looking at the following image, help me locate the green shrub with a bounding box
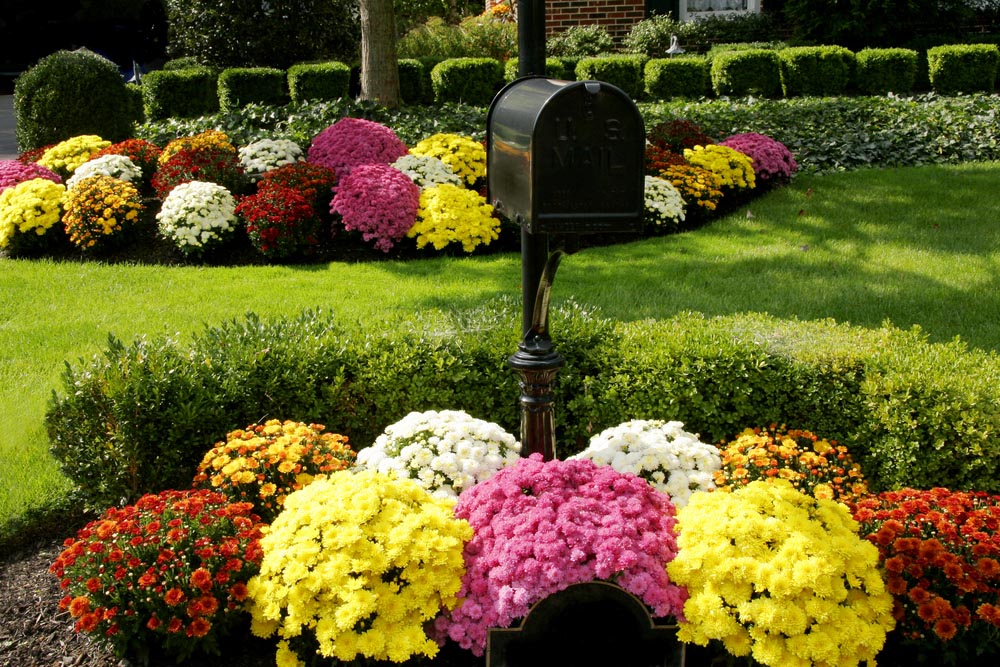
[547,24,615,57]
[287,61,351,103]
[430,57,504,105]
[644,57,711,100]
[854,48,918,95]
[503,57,565,82]
[556,57,581,81]
[162,56,202,70]
[459,12,518,62]
[13,49,136,153]
[927,43,1000,94]
[676,13,781,53]
[575,55,649,100]
[218,67,288,112]
[710,49,782,98]
[706,42,787,61]
[397,59,427,104]
[397,17,467,59]
[140,67,219,121]
[622,13,683,56]
[778,46,856,97]
[164,0,359,68]
[46,307,1000,511]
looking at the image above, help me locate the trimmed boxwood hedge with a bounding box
[46,303,1000,510]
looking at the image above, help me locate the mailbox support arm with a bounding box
[509,245,566,461]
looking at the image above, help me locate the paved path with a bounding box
[0,95,17,160]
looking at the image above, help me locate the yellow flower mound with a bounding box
[408,183,499,252]
[38,135,112,177]
[668,479,895,667]
[0,178,65,248]
[409,133,486,186]
[248,470,472,665]
[684,144,756,191]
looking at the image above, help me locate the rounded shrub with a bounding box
[13,49,136,153]
[547,24,615,57]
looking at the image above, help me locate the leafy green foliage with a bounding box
[854,48,918,94]
[217,67,288,112]
[644,58,711,100]
[782,0,975,50]
[778,46,856,97]
[575,55,649,100]
[927,43,1000,94]
[141,67,219,121]
[710,49,783,98]
[641,94,1000,173]
[430,57,504,106]
[45,307,1000,509]
[13,49,136,152]
[547,24,616,57]
[163,0,359,68]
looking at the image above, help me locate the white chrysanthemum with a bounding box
[643,175,686,231]
[66,154,142,189]
[571,419,721,507]
[155,181,236,253]
[238,139,303,176]
[392,154,462,190]
[356,409,521,498]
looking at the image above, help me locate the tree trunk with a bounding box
[359,0,401,108]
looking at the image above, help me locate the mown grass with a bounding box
[2,161,999,546]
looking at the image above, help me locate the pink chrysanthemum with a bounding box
[330,163,419,252]
[0,159,62,191]
[307,118,409,176]
[720,132,798,183]
[434,454,687,656]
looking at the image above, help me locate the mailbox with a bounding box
[487,77,645,235]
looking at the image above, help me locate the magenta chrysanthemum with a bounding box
[307,118,408,176]
[330,163,419,252]
[720,132,798,183]
[434,454,687,656]
[0,159,62,191]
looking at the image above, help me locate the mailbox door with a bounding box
[532,81,645,234]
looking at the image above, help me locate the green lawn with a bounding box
[3,162,999,540]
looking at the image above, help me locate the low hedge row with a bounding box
[46,303,1000,511]
[137,42,998,123]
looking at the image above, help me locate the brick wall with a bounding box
[485,1,649,44]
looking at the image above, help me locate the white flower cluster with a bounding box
[572,419,721,508]
[66,154,142,189]
[643,175,686,230]
[356,409,521,498]
[238,139,303,176]
[155,181,237,252]
[391,154,462,190]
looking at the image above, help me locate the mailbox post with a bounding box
[487,76,645,460]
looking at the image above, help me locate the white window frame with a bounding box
[679,0,761,23]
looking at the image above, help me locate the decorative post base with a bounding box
[509,336,563,461]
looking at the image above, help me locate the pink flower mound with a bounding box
[720,132,798,183]
[0,159,62,191]
[434,454,686,656]
[330,163,419,252]
[307,117,408,176]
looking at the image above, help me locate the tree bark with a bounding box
[359,0,401,108]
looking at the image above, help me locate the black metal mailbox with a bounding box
[487,77,645,235]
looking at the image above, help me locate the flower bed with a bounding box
[42,407,1000,666]
[1,117,795,263]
